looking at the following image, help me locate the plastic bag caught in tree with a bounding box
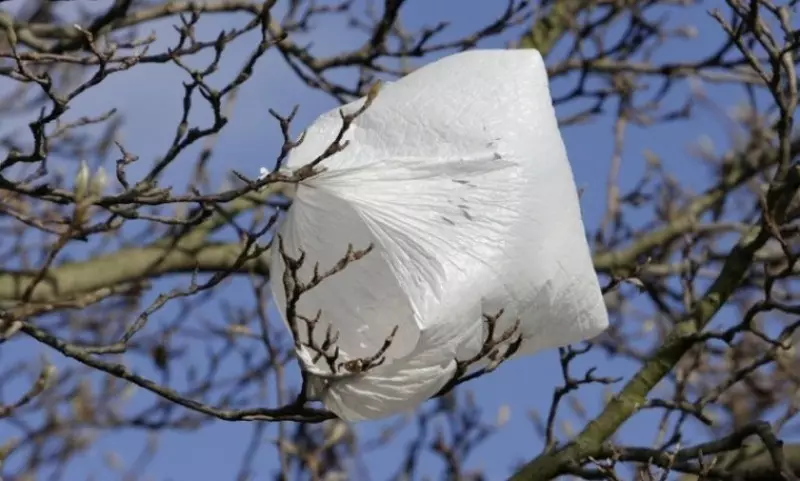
[270,49,608,422]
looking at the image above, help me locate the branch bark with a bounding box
[509,164,800,481]
[0,184,287,306]
[712,443,800,481]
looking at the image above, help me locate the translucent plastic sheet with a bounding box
[270,49,609,422]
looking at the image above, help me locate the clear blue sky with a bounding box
[0,1,776,480]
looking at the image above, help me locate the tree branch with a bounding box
[509,165,800,481]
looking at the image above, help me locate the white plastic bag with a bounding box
[270,49,608,422]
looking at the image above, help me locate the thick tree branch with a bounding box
[0,184,288,305]
[712,443,800,481]
[0,242,269,305]
[509,165,800,481]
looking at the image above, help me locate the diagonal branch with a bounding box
[509,164,800,481]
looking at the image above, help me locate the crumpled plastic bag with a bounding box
[269,48,609,422]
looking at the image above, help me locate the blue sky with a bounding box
[0,1,784,480]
